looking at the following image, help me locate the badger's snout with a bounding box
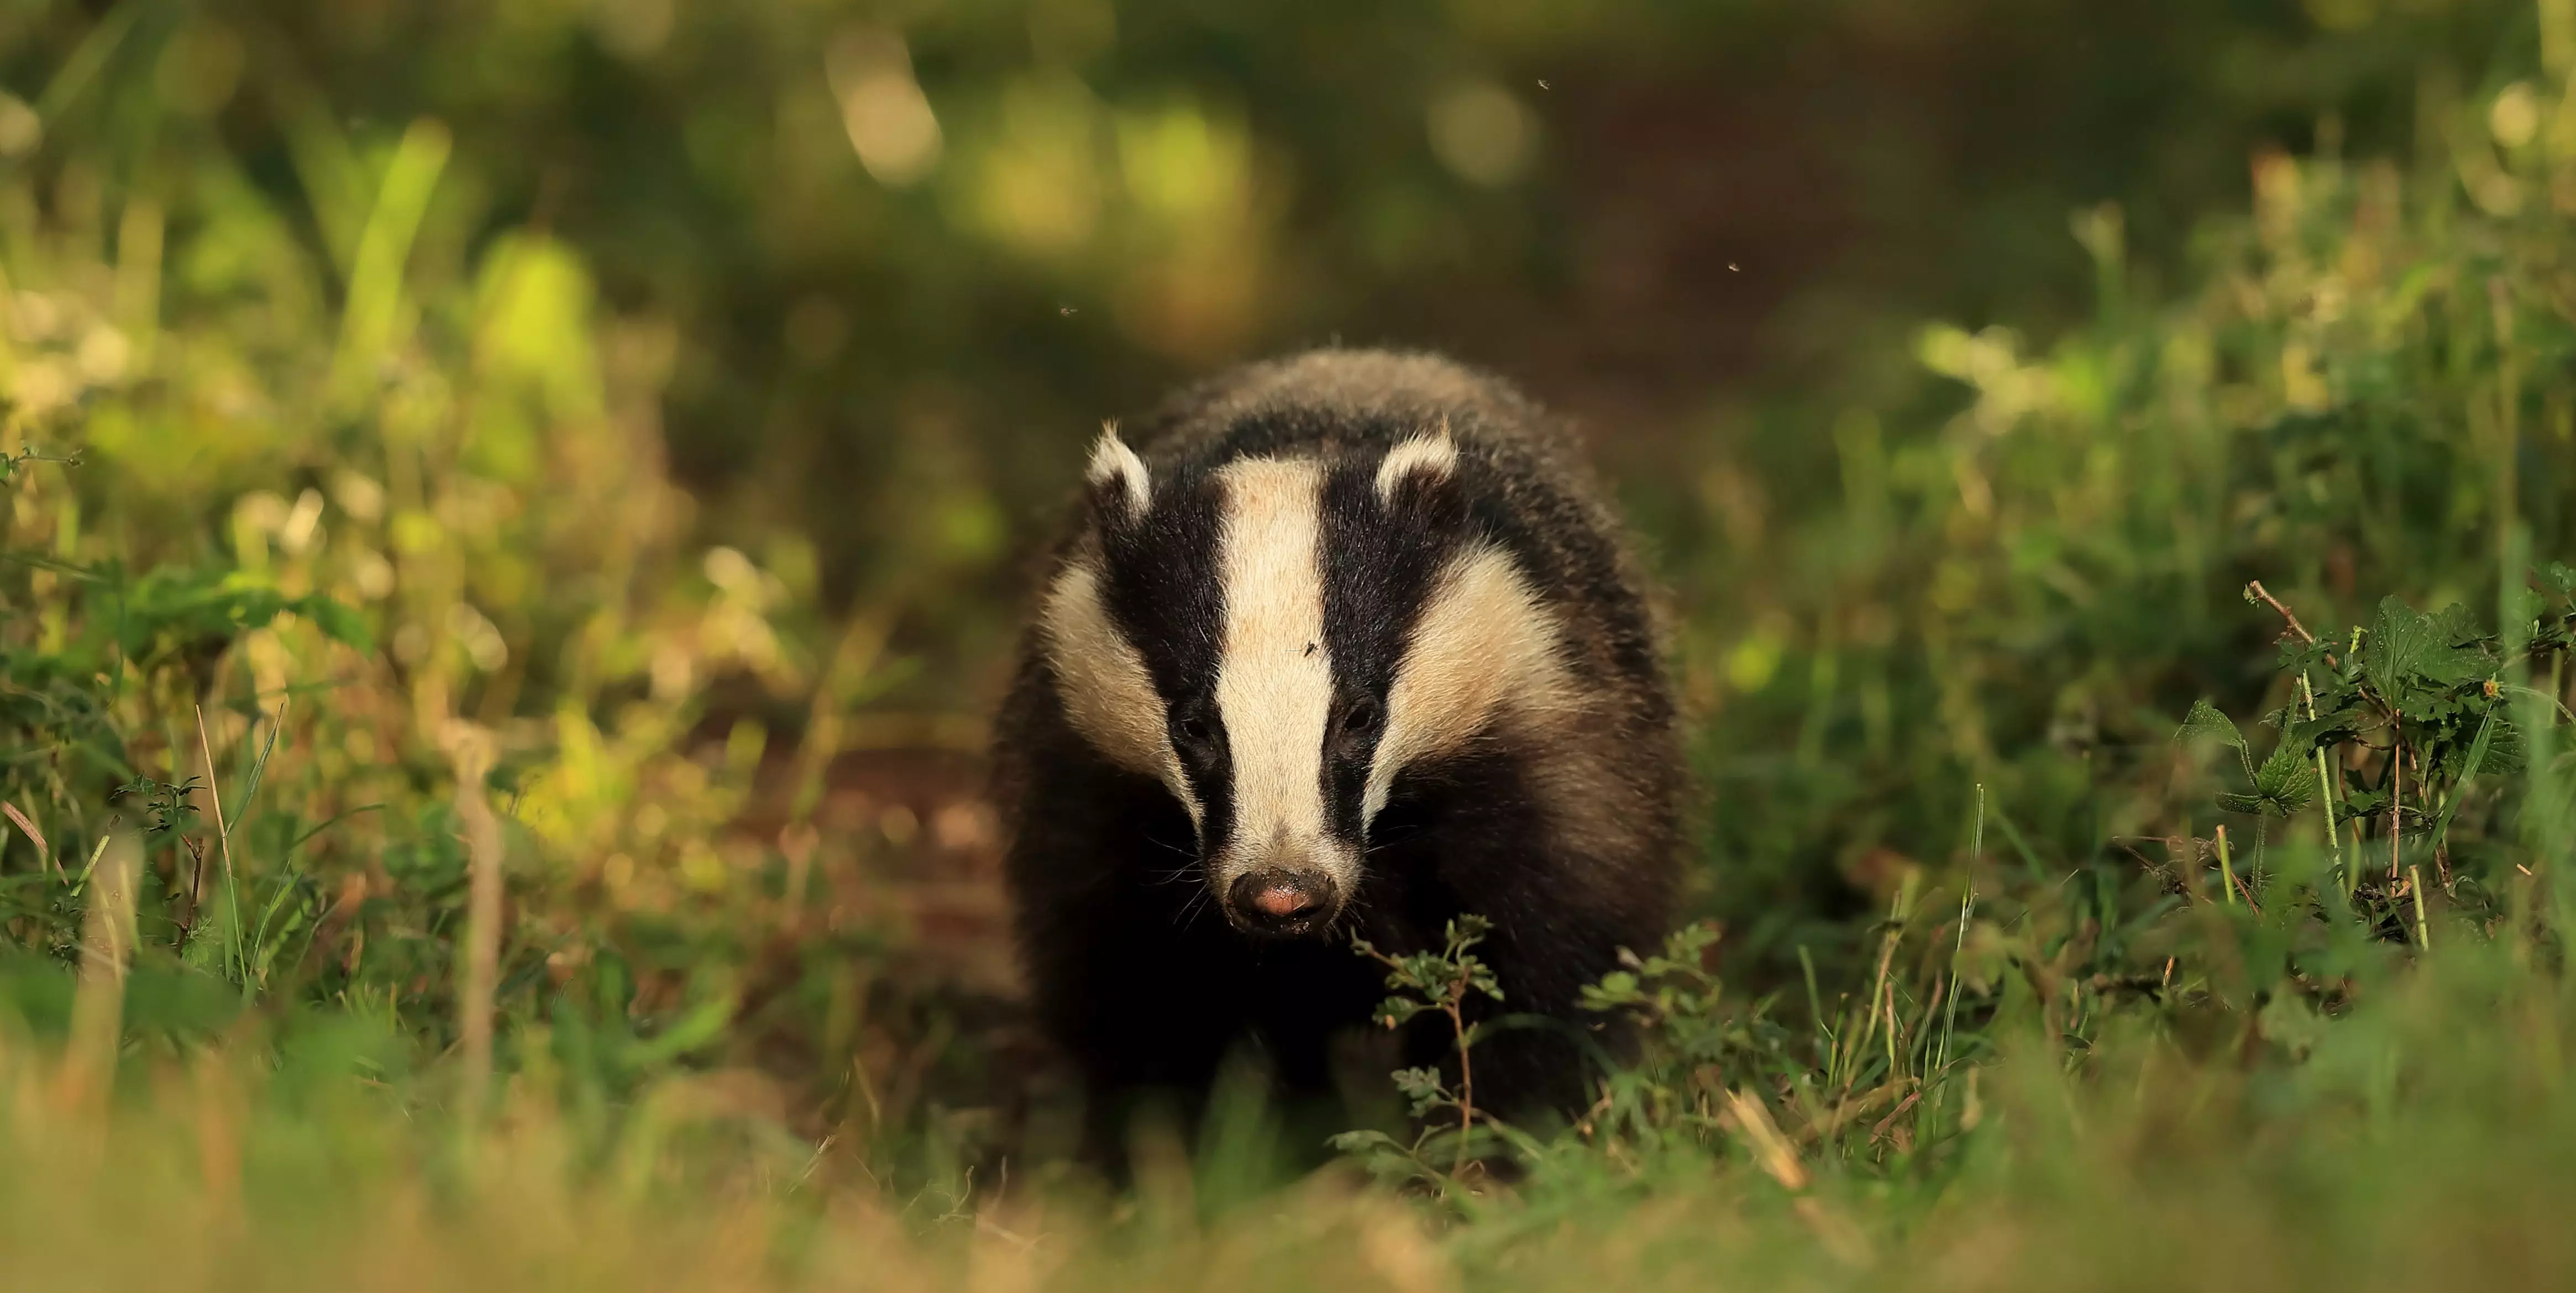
[1223,868,1341,938]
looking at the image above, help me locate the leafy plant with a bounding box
[1331,915,1525,1192]
[2171,575,2575,929]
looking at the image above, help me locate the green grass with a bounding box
[9,1,2576,1288]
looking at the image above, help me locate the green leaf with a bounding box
[1326,1129,1408,1155]
[2430,602,2485,648]
[1375,998,1430,1028]
[2178,699,2253,779]
[2254,741,2318,816]
[2284,708,2362,751]
[2363,597,2438,702]
[289,595,375,651]
[2502,585,2550,630]
[2216,791,2267,814]
[2540,561,2576,599]
[2428,703,2515,851]
[2473,709,2526,777]
[2421,645,2486,686]
[1580,970,1642,1013]
[2178,698,2247,751]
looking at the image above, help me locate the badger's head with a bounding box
[1038,422,1561,938]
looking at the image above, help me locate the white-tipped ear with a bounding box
[1374,425,1459,503]
[1086,422,1152,520]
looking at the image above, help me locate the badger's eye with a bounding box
[1174,709,1217,749]
[1338,695,1382,740]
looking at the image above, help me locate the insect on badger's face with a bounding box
[1043,424,1486,940]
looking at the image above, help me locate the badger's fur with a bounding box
[994,349,1683,1155]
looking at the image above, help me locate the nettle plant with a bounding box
[2172,572,2576,934]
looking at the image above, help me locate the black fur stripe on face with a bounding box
[1320,439,1470,844]
[1096,461,1232,835]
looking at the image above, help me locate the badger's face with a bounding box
[1040,424,1560,939]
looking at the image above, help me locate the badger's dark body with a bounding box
[993,350,1683,1157]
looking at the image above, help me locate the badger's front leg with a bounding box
[1004,761,1242,1162]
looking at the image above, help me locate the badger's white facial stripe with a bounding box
[1086,423,1151,518]
[1040,561,1202,825]
[1211,458,1354,887]
[1366,543,1575,823]
[1374,428,1458,502]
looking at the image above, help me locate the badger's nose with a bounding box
[1225,869,1337,936]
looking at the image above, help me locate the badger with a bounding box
[994,349,1684,1157]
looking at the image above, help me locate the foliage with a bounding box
[1678,22,2576,981]
[1331,915,1530,1193]
[2170,578,2576,934]
[0,1,934,1179]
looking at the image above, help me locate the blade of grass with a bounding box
[195,705,245,986]
[2426,698,2498,857]
[1939,786,1981,1074]
[33,0,138,122]
[288,802,385,854]
[0,801,54,879]
[201,701,290,992]
[233,700,289,842]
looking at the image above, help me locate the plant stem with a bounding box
[2216,824,2237,907]
[2390,722,2404,881]
[1449,989,1474,1172]
[2300,671,2346,886]
[2246,580,2316,645]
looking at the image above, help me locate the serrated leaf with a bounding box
[2541,561,2576,598]
[2420,643,2486,686]
[2178,698,2247,750]
[2216,791,2266,814]
[2364,597,2438,702]
[2396,688,2449,723]
[2178,699,2254,779]
[1391,1067,1443,1095]
[2430,602,2485,648]
[2474,712,2526,776]
[2253,741,2318,815]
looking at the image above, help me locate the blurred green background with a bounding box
[8,0,2524,623]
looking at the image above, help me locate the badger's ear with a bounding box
[1374,423,1460,507]
[1085,422,1152,527]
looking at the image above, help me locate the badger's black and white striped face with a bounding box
[1040,424,1573,938]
